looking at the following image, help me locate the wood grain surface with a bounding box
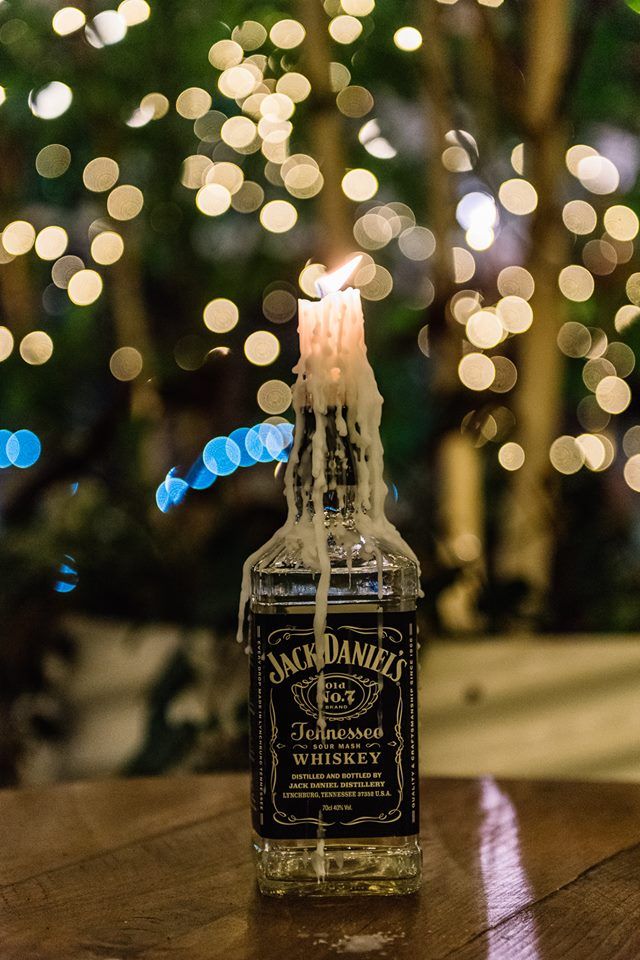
[2,774,640,959]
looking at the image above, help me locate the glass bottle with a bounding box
[247,407,421,896]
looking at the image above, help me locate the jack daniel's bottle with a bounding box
[247,401,421,896]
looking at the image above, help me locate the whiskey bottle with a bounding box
[246,403,421,896]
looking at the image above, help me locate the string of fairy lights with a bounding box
[1,0,640,502]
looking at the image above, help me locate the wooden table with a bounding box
[2,774,640,959]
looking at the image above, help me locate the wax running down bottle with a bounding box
[239,283,422,896]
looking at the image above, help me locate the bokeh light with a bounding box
[257,380,292,414]
[20,331,53,365]
[36,144,71,179]
[269,19,305,49]
[244,330,280,366]
[83,157,120,192]
[52,7,86,35]
[109,346,143,381]
[6,430,42,468]
[394,27,422,51]
[2,221,36,256]
[558,265,594,302]
[562,200,597,235]
[342,169,378,202]
[329,16,363,44]
[498,179,538,215]
[550,436,584,475]
[458,353,495,391]
[259,200,298,233]
[107,185,144,220]
[0,326,14,361]
[35,226,68,261]
[203,298,239,333]
[91,231,124,266]
[29,82,73,119]
[68,269,103,306]
[499,443,525,471]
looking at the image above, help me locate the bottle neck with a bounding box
[291,406,358,523]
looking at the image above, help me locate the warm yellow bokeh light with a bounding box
[497,265,535,301]
[257,379,292,414]
[496,296,533,334]
[232,181,265,213]
[336,85,373,118]
[329,15,363,43]
[117,0,151,27]
[452,247,476,283]
[203,298,239,333]
[91,231,124,266]
[557,321,592,358]
[20,331,54,365]
[566,144,598,176]
[232,20,268,50]
[259,200,298,233]
[35,226,68,261]
[624,455,640,492]
[36,143,71,179]
[107,184,144,220]
[176,87,212,120]
[2,221,35,256]
[269,19,305,49]
[604,205,639,242]
[550,436,584,475]
[498,178,538,216]
[109,346,143,381]
[499,442,525,471]
[68,269,103,306]
[52,6,86,35]
[595,375,631,415]
[466,310,503,349]
[577,155,619,195]
[196,183,232,217]
[140,92,169,120]
[221,115,257,149]
[558,264,594,302]
[342,0,375,13]
[341,168,378,202]
[209,39,243,69]
[218,66,257,100]
[458,353,495,391]
[276,72,311,103]
[83,157,120,192]
[0,326,14,361]
[394,27,422,51]
[562,199,597,235]
[615,304,640,333]
[244,330,280,366]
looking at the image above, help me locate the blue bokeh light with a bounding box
[0,429,11,469]
[228,427,255,467]
[186,456,217,490]
[203,436,242,476]
[6,429,41,469]
[54,555,79,593]
[156,420,294,512]
[245,425,273,463]
[156,470,189,513]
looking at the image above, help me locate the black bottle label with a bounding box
[250,608,419,839]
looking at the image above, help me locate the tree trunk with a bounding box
[297,0,352,264]
[496,0,572,618]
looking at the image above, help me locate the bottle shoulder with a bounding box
[249,521,420,606]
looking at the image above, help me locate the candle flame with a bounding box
[315,255,363,298]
